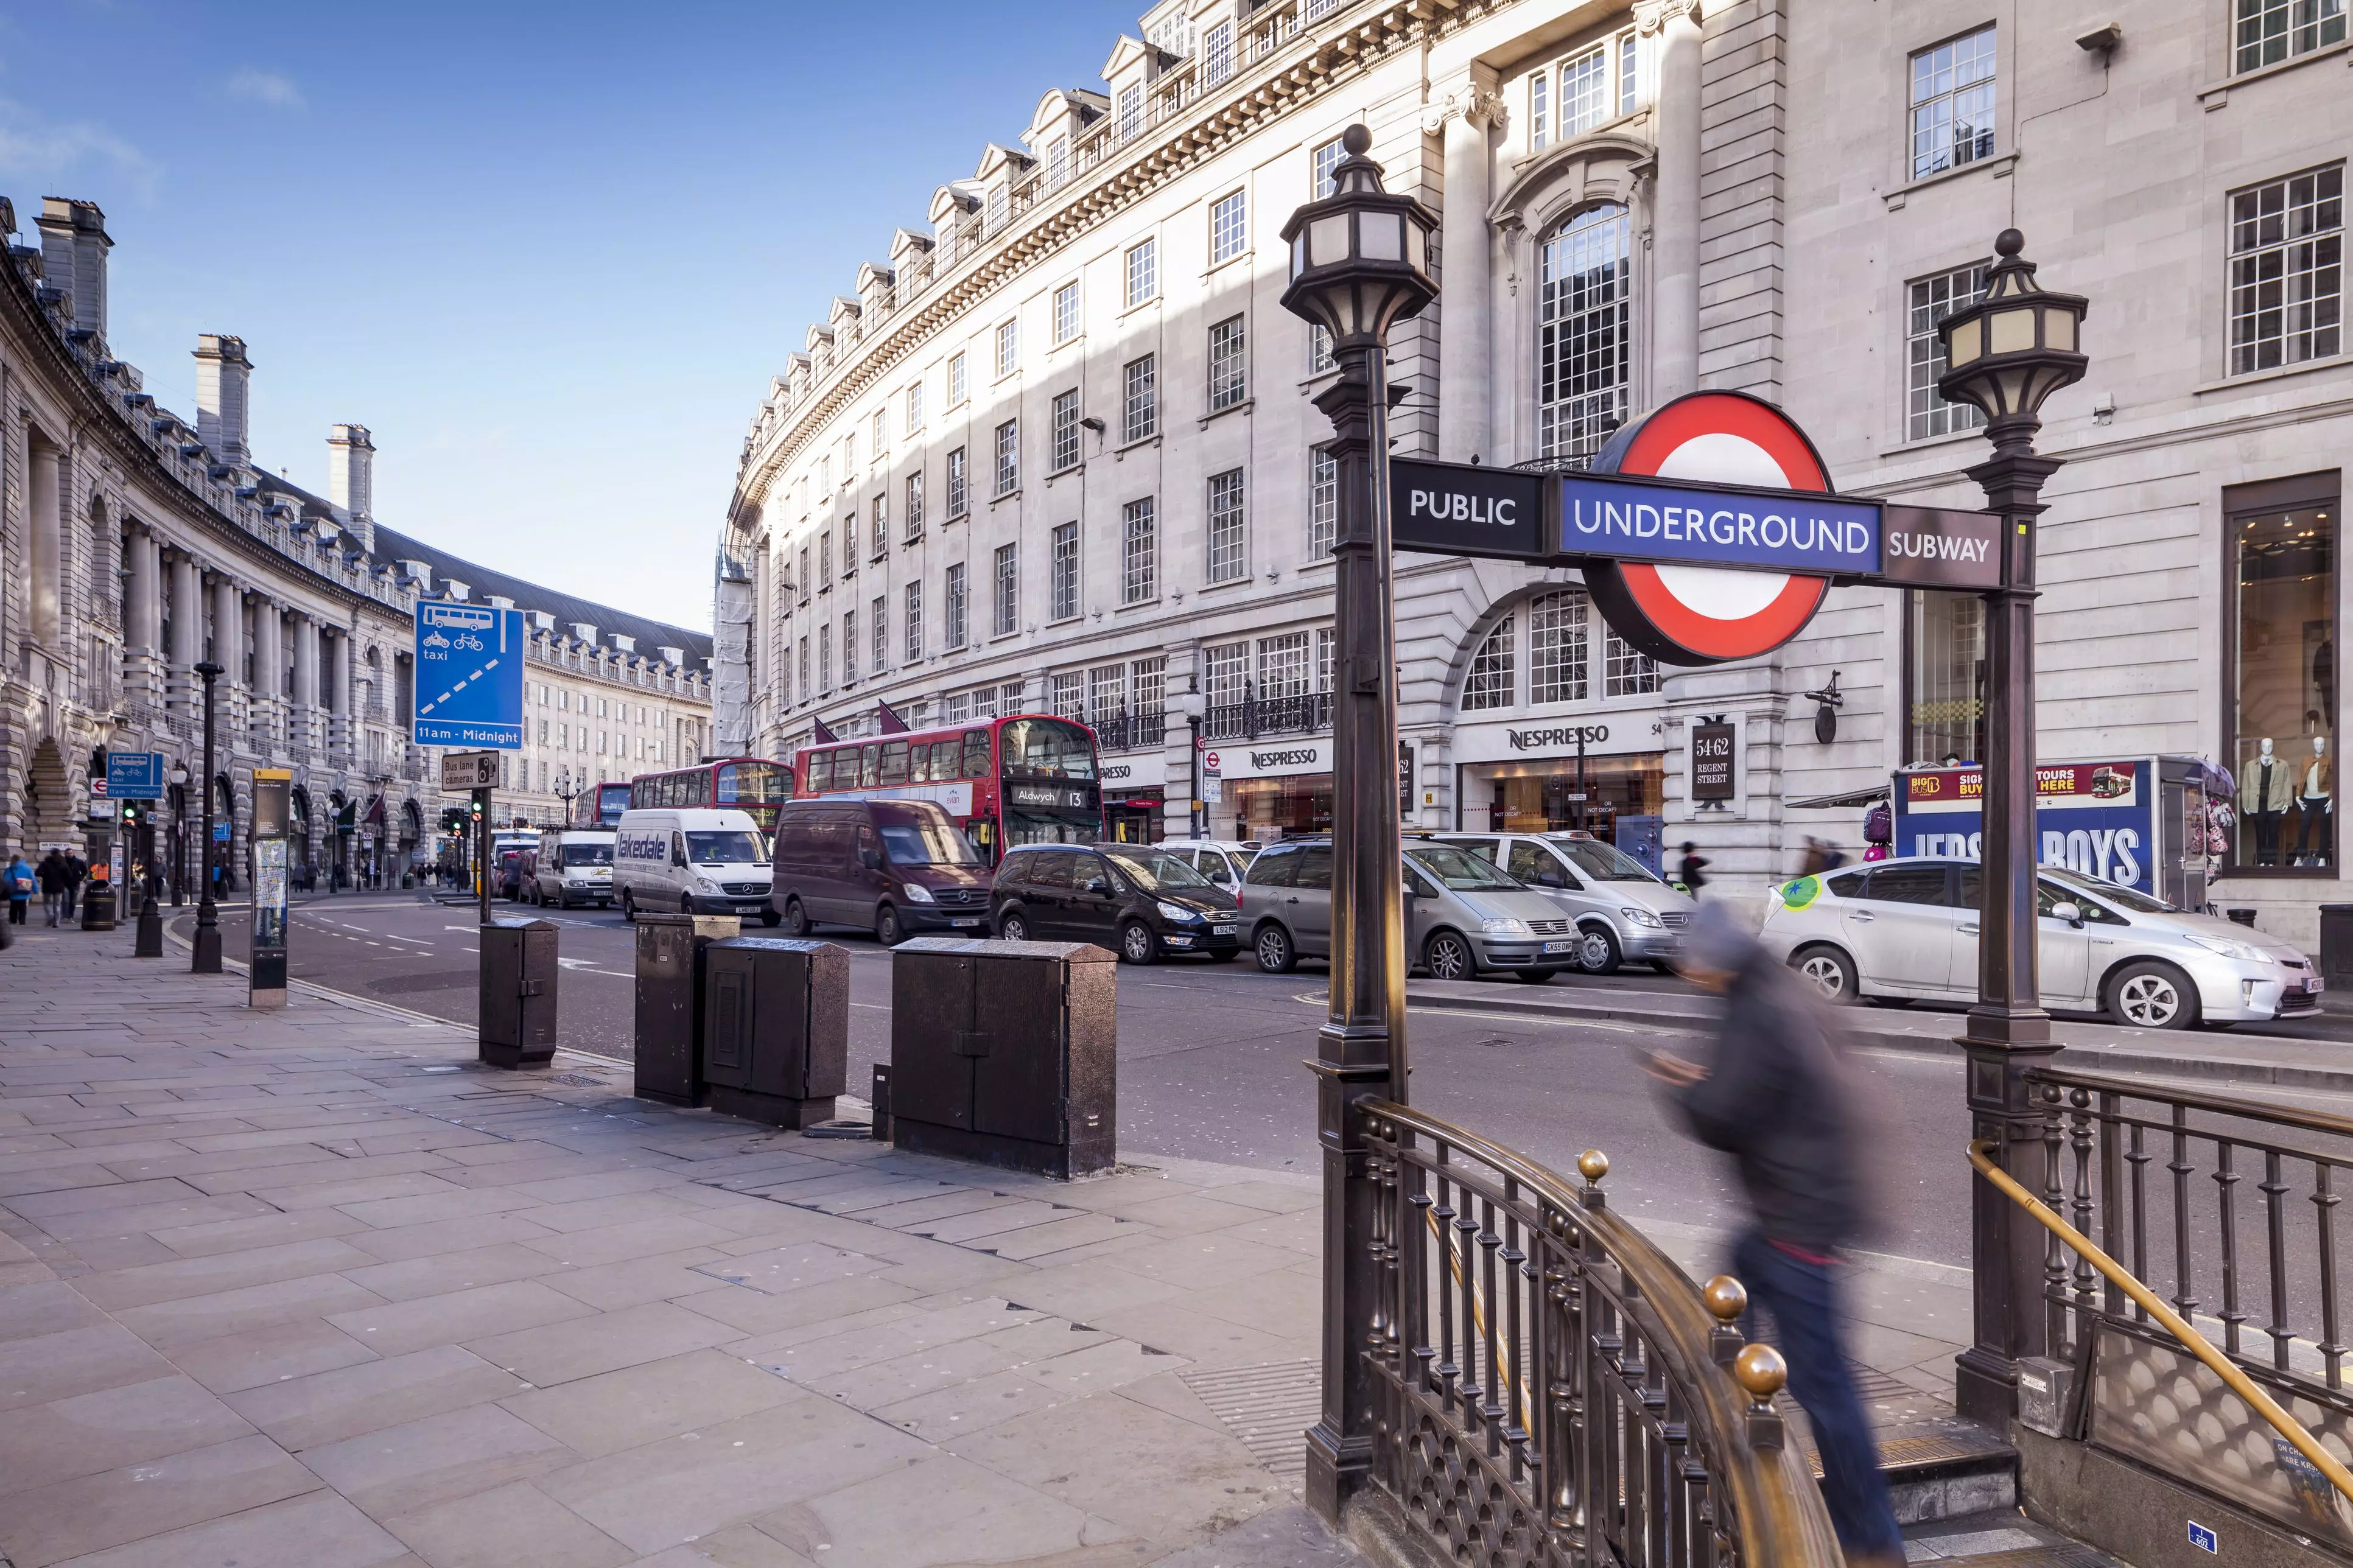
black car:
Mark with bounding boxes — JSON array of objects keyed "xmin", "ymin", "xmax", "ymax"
[{"xmin": 991, "ymin": 844, "xmax": 1242, "ymax": 963}]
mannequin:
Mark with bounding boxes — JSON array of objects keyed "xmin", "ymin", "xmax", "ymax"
[
  {"xmin": 2240, "ymin": 738, "xmax": 2294, "ymax": 865},
  {"xmin": 2296, "ymin": 735, "xmax": 2333, "ymax": 865}
]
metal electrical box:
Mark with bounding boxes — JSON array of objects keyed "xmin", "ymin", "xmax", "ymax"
[
  {"xmin": 479, "ymin": 917, "xmax": 559, "ymax": 1068},
  {"xmin": 889, "ymin": 938, "xmax": 1116, "ymax": 1179},
  {"xmin": 633, "ymin": 913, "xmax": 740, "ymax": 1106},
  {"xmin": 701, "ymin": 937, "xmax": 850, "ymax": 1129}
]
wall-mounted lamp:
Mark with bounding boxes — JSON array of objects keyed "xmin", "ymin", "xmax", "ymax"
[{"xmin": 1803, "ymin": 673, "xmax": 1845, "ymax": 744}]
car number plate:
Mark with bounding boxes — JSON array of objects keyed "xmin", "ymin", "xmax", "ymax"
[
  {"xmin": 952, "ymin": 918, "xmax": 980, "ymax": 928},
  {"xmin": 1213, "ymin": 924, "xmax": 1237, "ymax": 936},
  {"xmin": 2308, "ymin": 977, "xmax": 2326, "ymax": 994},
  {"xmin": 1542, "ymin": 939, "xmax": 1577, "ymax": 954}
]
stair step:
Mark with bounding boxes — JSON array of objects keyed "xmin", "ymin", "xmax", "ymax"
[{"xmin": 1904, "ymin": 1509, "xmax": 2128, "ymax": 1567}]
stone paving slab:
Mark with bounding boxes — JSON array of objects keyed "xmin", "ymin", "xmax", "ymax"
[{"xmin": 0, "ymin": 923, "xmax": 1353, "ymax": 1567}]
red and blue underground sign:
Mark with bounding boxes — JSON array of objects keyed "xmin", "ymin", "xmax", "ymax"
[{"xmin": 1390, "ymin": 391, "xmax": 2000, "ymax": 666}]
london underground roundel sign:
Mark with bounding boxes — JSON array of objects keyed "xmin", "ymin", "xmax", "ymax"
[{"xmin": 1582, "ymin": 391, "xmax": 1838, "ymax": 667}]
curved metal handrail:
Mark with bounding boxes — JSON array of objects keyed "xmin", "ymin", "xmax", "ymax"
[
  {"xmin": 1968, "ymin": 1138, "xmax": 2353, "ymax": 1502},
  {"xmin": 1367, "ymin": 1099, "xmax": 1844, "ymax": 1565}
]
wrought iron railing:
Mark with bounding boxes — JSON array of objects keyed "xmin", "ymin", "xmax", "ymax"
[
  {"xmin": 1204, "ymin": 690, "xmax": 1332, "ymax": 742},
  {"xmin": 1090, "ymin": 708, "xmax": 1166, "ymax": 754},
  {"xmin": 1354, "ymin": 1101, "xmax": 1840, "ymax": 1566},
  {"xmin": 2019, "ymin": 1068, "xmax": 2353, "ymax": 1404}
]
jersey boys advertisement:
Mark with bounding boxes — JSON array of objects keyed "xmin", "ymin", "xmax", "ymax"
[{"xmin": 1893, "ymin": 760, "xmax": 2158, "ymax": 894}]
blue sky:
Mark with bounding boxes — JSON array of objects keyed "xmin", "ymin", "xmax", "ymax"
[{"xmin": 1, "ymin": 1, "xmax": 1140, "ymax": 632}]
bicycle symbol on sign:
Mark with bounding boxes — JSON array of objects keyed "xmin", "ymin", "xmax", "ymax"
[{"xmin": 451, "ymin": 633, "xmax": 485, "ymax": 651}]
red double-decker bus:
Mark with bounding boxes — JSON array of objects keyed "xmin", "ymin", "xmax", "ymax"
[
  {"xmin": 626, "ymin": 758, "xmax": 794, "ymax": 833},
  {"xmin": 568, "ymin": 782, "xmax": 634, "ymax": 831},
  {"xmin": 791, "ymin": 714, "xmax": 1101, "ymax": 862}
]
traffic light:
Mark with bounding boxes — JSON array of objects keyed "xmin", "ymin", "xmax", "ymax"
[
  {"xmin": 121, "ymin": 801, "xmax": 145, "ymax": 828},
  {"xmin": 468, "ymin": 796, "xmax": 484, "ymax": 825},
  {"xmin": 441, "ymin": 807, "xmax": 466, "ymax": 835}
]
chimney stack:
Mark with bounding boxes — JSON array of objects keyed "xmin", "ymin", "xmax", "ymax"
[
  {"xmin": 193, "ymin": 335, "xmax": 253, "ymax": 468},
  {"xmin": 34, "ymin": 198, "xmax": 110, "ymax": 338},
  {"xmin": 328, "ymin": 424, "xmax": 375, "ymax": 556}
]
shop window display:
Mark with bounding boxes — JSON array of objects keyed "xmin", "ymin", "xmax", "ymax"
[
  {"xmin": 1460, "ymin": 753, "xmax": 1663, "ymax": 836},
  {"xmin": 1907, "ymin": 590, "xmax": 1986, "ymax": 766},
  {"xmin": 2231, "ymin": 492, "xmax": 2336, "ymax": 870}
]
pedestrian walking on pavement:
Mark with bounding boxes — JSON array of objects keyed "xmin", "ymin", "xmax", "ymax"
[
  {"xmin": 1676, "ymin": 841, "xmax": 1710, "ymax": 898},
  {"xmin": 61, "ymin": 851, "xmax": 86, "ymax": 920},
  {"xmin": 4, "ymin": 852, "xmax": 33, "ymax": 925},
  {"xmin": 1644, "ymin": 903, "xmax": 1905, "ymax": 1566},
  {"xmin": 37, "ymin": 850, "xmax": 69, "ymax": 927}
]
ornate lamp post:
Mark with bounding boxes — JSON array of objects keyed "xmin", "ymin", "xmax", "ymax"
[
  {"xmin": 1280, "ymin": 124, "xmax": 1437, "ymax": 1522},
  {"xmin": 192, "ymin": 662, "xmax": 225, "ymax": 975},
  {"xmin": 1934, "ymin": 229, "xmax": 2088, "ymax": 1423}
]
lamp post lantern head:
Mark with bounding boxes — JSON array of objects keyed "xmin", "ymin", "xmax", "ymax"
[
  {"xmin": 194, "ymin": 660, "xmax": 223, "ymax": 682},
  {"xmin": 1935, "ymin": 229, "xmax": 2089, "ymax": 441},
  {"xmin": 1279, "ymin": 124, "xmax": 1439, "ymax": 352}
]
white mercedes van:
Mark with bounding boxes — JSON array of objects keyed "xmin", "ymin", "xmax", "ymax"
[{"xmin": 614, "ymin": 808, "xmax": 778, "ymax": 924}]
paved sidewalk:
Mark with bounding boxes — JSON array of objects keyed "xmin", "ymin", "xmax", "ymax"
[{"xmin": 0, "ymin": 925, "xmax": 1359, "ymax": 1568}]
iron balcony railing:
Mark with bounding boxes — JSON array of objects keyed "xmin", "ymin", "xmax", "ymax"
[
  {"xmin": 1355, "ymin": 1102, "xmax": 1841, "ymax": 1566},
  {"xmin": 1203, "ymin": 689, "xmax": 1332, "ymax": 743},
  {"xmin": 1089, "ymin": 707, "xmax": 1166, "ymax": 754}
]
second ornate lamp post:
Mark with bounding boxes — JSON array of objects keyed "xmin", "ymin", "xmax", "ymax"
[
  {"xmin": 1280, "ymin": 124, "xmax": 1438, "ymax": 1522},
  {"xmin": 192, "ymin": 661, "xmax": 225, "ymax": 975},
  {"xmin": 1934, "ymin": 229, "xmax": 2089, "ymax": 1423}
]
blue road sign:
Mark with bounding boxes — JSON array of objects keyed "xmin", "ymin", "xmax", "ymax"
[
  {"xmin": 105, "ymin": 752, "xmax": 166, "ymax": 800},
  {"xmin": 412, "ymin": 602, "xmax": 526, "ymax": 749}
]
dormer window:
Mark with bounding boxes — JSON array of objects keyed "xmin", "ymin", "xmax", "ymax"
[
  {"xmin": 1204, "ymin": 22, "xmax": 1233, "ymax": 86},
  {"xmin": 987, "ymin": 185, "xmax": 1008, "ymax": 234},
  {"xmin": 1048, "ymin": 137, "xmax": 1069, "ymax": 188},
  {"xmin": 1118, "ymin": 83, "xmax": 1143, "ymax": 141}
]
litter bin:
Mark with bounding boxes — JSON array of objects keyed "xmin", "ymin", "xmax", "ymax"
[
  {"xmin": 633, "ymin": 913, "xmax": 740, "ymax": 1105},
  {"xmin": 701, "ymin": 937, "xmax": 849, "ymax": 1129},
  {"xmin": 2321, "ymin": 905, "xmax": 2353, "ymax": 996},
  {"xmin": 889, "ymin": 937, "xmax": 1115, "ymax": 1179},
  {"xmin": 479, "ymin": 917, "xmax": 559, "ymax": 1068},
  {"xmin": 80, "ymin": 885, "xmax": 117, "ymax": 932}
]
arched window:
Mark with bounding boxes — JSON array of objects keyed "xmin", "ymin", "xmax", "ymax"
[
  {"xmin": 1464, "ymin": 615, "xmax": 1517, "ymax": 711},
  {"xmin": 1538, "ymin": 203, "xmax": 1632, "ymax": 464}
]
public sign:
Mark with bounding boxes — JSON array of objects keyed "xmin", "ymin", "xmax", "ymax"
[
  {"xmin": 412, "ymin": 601, "xmax": 526, "ymax": 749},
  {"xmin": 90, "ymin": 774, "xmax": 108, "ymax": 799},
  {"xmin": 212, "ymin": 822, "xmax": 231, "ymax": 843},
  {"xmin": 1692, "ymin": 723, "xmax": 1737, "ymax": 801},
  {"xmin": 440, "ymin": 751, "xmax": 502, "ymax": 791},
  {"xmin": 105, "ymin": 752, "xmax": 166, "ymax": 801},
  {"xmin": 1392, "ymin": 394, "xmax": 1999, "ymax": 666},
  {"xmin": 1893, "ymin": 759, "xmax": 2158, "ymax": 895},
  {"xmin": 1390, "ymin": 461, "xmax": 1549, "ymax": 559}
]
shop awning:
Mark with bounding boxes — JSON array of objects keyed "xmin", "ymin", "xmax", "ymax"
[{"xmin": 1785, "ymin": 783, "xmax": 1891, "ymax": 810}]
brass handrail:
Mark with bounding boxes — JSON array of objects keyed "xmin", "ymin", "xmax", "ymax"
[
  {"xmin": 1967, "ymin": 1138, "xmax": 2353, "ymax": 1501},
  {"xmin": 1368, "ymin": 1099, "xmax": 1843, "ymax": 1565}
]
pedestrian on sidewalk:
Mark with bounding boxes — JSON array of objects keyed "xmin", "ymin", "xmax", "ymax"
[
  {"xmin": 4, "ymin": 852, "xmax": 32, "ymax": 925},
  {"xmin": 1676, "ymin": 841, "xmax": 1710, "ymax": 898},
  {"xmin": 37, "ymin": 850, "xmax": 69, "ymax": 926},
  {"xmin": 61, "ymin": 850, "xmax": 86, "ymax": 920},
  {"xmin": 1644, "ymin": 903, "xmax": 1905, "ymax": 1566}
]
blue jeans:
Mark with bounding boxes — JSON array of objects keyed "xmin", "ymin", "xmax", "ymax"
[{"xmin": 1732, "ymin": 1229, "xmax": 1905, "ymax": 1559}]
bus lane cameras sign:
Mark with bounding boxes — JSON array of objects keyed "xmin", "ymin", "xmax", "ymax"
[{"xmin": 412, "ymin": 601, "xmax": 526, "ymax": 749}]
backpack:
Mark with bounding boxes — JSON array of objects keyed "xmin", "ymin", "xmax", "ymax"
[{"xmin": 1862, "ymin": 801, "xmax": 1893, "ymax": 844}]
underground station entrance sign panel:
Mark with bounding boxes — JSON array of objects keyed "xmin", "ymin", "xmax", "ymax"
[{"xmin": 1389, "ymin": 391, "xmax": 2000, "ymax": 666}]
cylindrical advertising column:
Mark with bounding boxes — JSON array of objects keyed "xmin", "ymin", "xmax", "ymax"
[{"xmin": 250, "ymin": 769, "xmax": 292, "ymax": 1008}]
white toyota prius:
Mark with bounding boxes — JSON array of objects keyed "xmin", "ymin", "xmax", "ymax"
[{"xmin": 1758, "ymin": 856, "xmax": 2320, "ymax": 1029}]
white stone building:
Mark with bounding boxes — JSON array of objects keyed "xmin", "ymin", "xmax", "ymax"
[
  {"xmin": 720, "ymin": 0, "xmax": 2352, "ymax": 941},
  {"xmin": 1, "ymin": 196, "xmax": 712, "ymax": 886}
]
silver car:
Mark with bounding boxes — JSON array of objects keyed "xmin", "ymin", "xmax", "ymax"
[
  {"xmin": 1437, "ymin": 830, "xmax": 1694, "ymax": 974},
  {"xmin": 1162, "ymin": 839, "xmax": 1263, "ymax": 894},
  {"xmin": 1240, "ymin": 837, "xmax": 1579, "ymax": 981},
  {"xmin": 1758, "ymin": 856, "xmax": 2321, "ymax": 1029}
]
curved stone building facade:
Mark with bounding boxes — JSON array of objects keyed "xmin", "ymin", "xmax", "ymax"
[
  {"xmin": 722, "ymin": 0, "xmax": 2351, "ymax": 935},
  {"xmin": 2, "ymin": 196, "xmax": 712, "ymax": 888}
]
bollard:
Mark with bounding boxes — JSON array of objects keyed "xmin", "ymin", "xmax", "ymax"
[
  {"xmin": 889, "ymin": 938, "xmax": 1116, "ymax": 1179},
  {"xmin": 871, "ymin": 1063, "xmax": 892, "ymax": 1142},
  {"xmin": 701, "ymin": 937, "xmax": 849, "ymax": 1129},
  {"xmin": 479, "ymin": 917, "xmax": 559, "ymax": 1068},
  {"xmin": 633, "ymin": 913, "xmax": 740, "ymax": 1106}
]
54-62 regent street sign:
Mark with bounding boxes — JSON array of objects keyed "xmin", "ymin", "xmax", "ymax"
[{"xmin": 1389, "ymin": 391, "xmax": 2002, "ymax": 666}]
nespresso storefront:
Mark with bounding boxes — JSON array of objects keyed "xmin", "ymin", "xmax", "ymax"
[
  {"xmin": 1212, "ymin": 738, "xmax": 1334, "ymax": 840},
  {"xmin": 1454, "ymin": 720, "xmax": 1664, "ymax": 836},
  {"xmin": 1101, "ymin": 752, "xmax": 1167, "ymax": 842}
]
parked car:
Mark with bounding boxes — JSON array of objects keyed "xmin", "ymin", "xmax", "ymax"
[
  {"xmin": 1758, "ymin": 856, "xmax": 2321, "ymax": 1029},
  {"xmin": 1160, "ymin": 839, "xmax": 1263, "ymax": 894},
  {"xmin": 771, "ymin": 797, "xmax": 992, "ymax": 944},
  {"xmin": 1240, "ymin": 836, "xmax": 1576, "ymax": 981},
  {"xmin": 614, "ymin": 807, "xmax": 778, "ymax": 923},
  {"xmin": 990, "ymin": 843, "xmax": 1241, "ymax": 963},
  {"xmin": 1436, "ymin": 830, "xmax": 1694, "ymax": 974},
  {"xmin": 528, "ymin": 828, "xmax": 615, "ymax": 909}
]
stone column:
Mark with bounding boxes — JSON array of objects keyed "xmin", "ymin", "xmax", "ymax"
[
  {"xmin": 1643, "ymin": 0, "xmax": 1703, "ymax": 402},
  {"xmin": 124, "ymin": 530, "xmax": 160, "ymax": 709},
  {"xmin": 212, "ymin": 575, "xmax": 247, "ymax": 741},
  {"xmin": 1436, "ymin": 85, "xmax": 1498, "ymax": 463},
  {"xmin": 252, "ymin": 600, "xmax": 283, "ymax": 751},
  {"xmin": 29, "ymin": 439, "xmax": 63, "ymax": 648},
  {"xmin": 293, "ymin": 614, "xmax": 321, "ymax": 756},
  {"xmin": 329, "ymin": 629, "xmax": 353, "ymax": 765},
  {"xmin": 169, "ymin": 553, "xmax": 202, "ymax": 727}
]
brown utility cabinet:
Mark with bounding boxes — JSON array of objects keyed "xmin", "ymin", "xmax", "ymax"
[
  {"xmin": 889, "ymin": 937, "xmax": 1115, "ymax": 1179},
  {"xmin": 633, "ymin": 913, "xmax": 741, "ymax": 1105},
  {"xmin": 479, "ymin": 917, "xmax": 559, "ymax": 1068},
  {"xmin": 702, "ymin": 936, "xmax": 849, "ymax": 1129}
]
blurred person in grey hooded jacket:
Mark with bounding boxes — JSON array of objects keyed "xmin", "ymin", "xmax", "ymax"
[{"xmin": 1646, "ymin": 901, "xmax": 1904, "ymax": 1566}]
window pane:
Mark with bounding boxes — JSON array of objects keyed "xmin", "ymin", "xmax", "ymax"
[
  {"xmin": 1126, "ymin": 239, "xmax": 1158, "ymax": 307},
  {"xmin": 1051, "ymin": 390, "xmax": 1081, "ymax": 472},
  {"xmin": 1907, "ymin": 590, "xmax": 1985, "ymax": 766},
  {"xmin": 2229, "ymin": 166, "xmax": 2343, "ymax": 376},
  {"xmin": 1464, "ymin": 617, "xmax": 1515, "ymax": 710},
  {"xmin": 1051, "ymin": 522, "xmax": 1079, "ymax": 620},
  {"xmin": 1210, "ymin": 191, "xmax": 1247, "ymax": 264},
  {"xmin": 1207, "ymin": 469, "xmax": 1247, "ymax": 583},
  {"xmin": 1123, "ymin": 497, "xmax": 1157, "ymax": 603},
  {"xmin": 1053, "ymin": 282, "xmax": 1079, "ymax": 344},
  {"xmin": 1909, "ymin": 25, "xmax": 1997, "ymax": 180},
  {"xmin": 1208, "ymin": 316, "xmax": 1247, "ymax": 410},
  {"xmin": 1308, "ymin": 447, "xmax": 1338, "ymax": 556},
  {"xmin": 2232, "ymin": 500, "xmax": 2337, "ymax": 870},
  {"xmin": 993, "ymin": 543, "xmax": 1019, "ymax": 636},
  {"xmin": 1538, "ymin": 204, "xmax": 1632, "ymax": 464},
  {"xmin": 1604, "ymin": 624, "xmax": 1658, "ymax": 696},
  {"xmin": 1906, "ymin": 263, "xmax": 1988, "ymax": 441},
  {"xmin": 1529, "ymin": 590, "xmax": 1590, "ymax": 704}
]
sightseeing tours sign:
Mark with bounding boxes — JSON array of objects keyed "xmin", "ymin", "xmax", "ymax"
[{"xmin": 1389, "ymin": 390, "xmax": 2001, "ymax": 666}]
